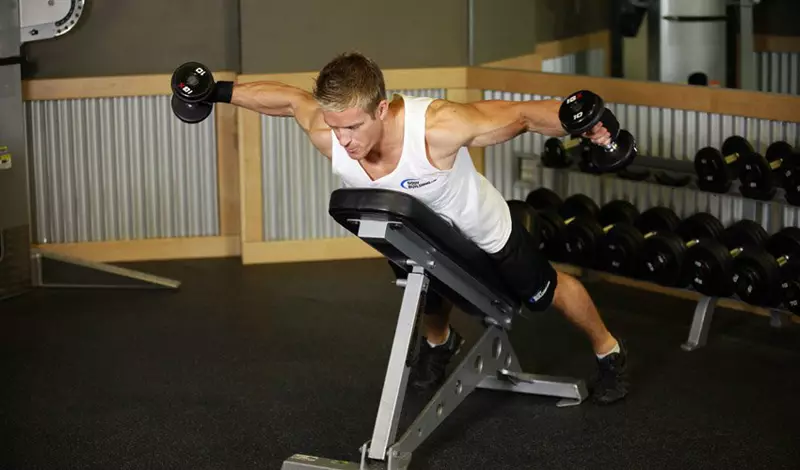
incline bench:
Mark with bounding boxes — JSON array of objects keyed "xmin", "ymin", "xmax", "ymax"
[{"xmin": 281, "ymin": 188, "xmax": 588, "ymax": 470}]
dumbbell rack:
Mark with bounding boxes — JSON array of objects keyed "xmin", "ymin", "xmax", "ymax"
[{"xmin": 513, "ymin": 152, "xmax": 799, "ymax": 352}]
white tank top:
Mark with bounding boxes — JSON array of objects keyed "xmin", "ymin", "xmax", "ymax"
[{"xmin": 330, "ymin": 94, "xmax": 512, "ymax": 254}]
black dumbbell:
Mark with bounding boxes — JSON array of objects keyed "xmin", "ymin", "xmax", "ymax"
[
  {"xmin": 506, "ymin": 200, "xmax": 543, "ymax": 250},
  {"xmin": 638, "ymin": 212, "xmax": 725, "ymax": 286},
  {"xmin": 596, "ymin": 206, "xmax": 682, "ymax": 277},
  {"xmin": 541, "ymin": 137, "xmax": 584, "ymax": 168},
  {"xmin": 783, "ymin": 271, "xmax": 800, "ymax": 315},
  {"xmin": 732, "ymin": 227, "xmax": 800, "ymax": 307},
  {"xmin": 170, "ymin": 62, "xmax": 234, "ymax": 124},
  {"xmin": 684, "ymin": 220, "xmax": 769, "ymax": 297},
  {"xmin": 560, "ymin": 200, "xmax": 640, "ymax": 268},
  {"xmin": 525, "ymin": 188, "xmax": 600, "ymax": 261},
  {"xmin": 694, "ymin": 135, "xmax": 754, "ymax": 193},
  {"xmin": 738, "ymin": 141, "xmax": 793, "ymax": 200},
  {"xmin": 559, "ymin": 90, "xmax": 637, "ymax": 172},
  {"xmin": 780, "ymin": 150, "xmax": 800, "ymax": 206}
]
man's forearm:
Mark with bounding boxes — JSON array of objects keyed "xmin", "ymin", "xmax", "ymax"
[
  {"xmin": 520, "ymin": 99, "xmax": 567, "ymax": 137},
  {"xmin": 230, "ymin": 81, "xmax": 308, "ymax": 117}
]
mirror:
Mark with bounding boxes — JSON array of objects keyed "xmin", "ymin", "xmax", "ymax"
[{"xmin": 472, "ymin": 0, "xmax": 799, "ymax": 95}]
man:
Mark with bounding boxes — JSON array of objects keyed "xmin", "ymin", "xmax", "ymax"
[{"xmin": 197, "ymin": 52, "xmax": 628, "ymax": 404}]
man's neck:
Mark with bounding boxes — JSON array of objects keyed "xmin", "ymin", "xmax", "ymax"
[{"xmin": 365, "ymin": 99, "xmax": 405, "ymax": 165}]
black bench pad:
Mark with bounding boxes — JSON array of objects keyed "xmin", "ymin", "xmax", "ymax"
[{"xmin": 329, "ymin": 188, "xmax": 521, "ymax": 316}]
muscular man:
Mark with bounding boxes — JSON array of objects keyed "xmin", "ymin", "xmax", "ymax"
[{"xmin": 193, "ymin": 52, "xmax": 628, "ymax": 404}]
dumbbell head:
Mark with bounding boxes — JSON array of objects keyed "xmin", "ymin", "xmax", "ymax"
[
  {"xmin": 733, "ymin": 227, "xmax": 800, "ymax": 307},
  {"xmin": 525, "ymin": 188, "xmax": 563, "ymax": 212},
  {"xmin": 172, "ymin": 62, "xmax": 216, "ymax": 102},
  {"xmin": 562, "ymin": 200, "xmax": 639, "ymax": 268},
  {"xmin": 685, "ymin": 220, "xmax": 768, "ymax": 297},
  {"xmin": 523, "ymin": 188, "xmax": 566, "ymax": 260},
  {"xmin": 171, "ymin": 95, "xmax": 214, "ymax": 124},
  {"xmin": 638, "ymin": 212, "xmax": 723, "ymax": 286},
  {"xmin": 541, "ymin": 137, "xmax": 580, "ymax": 169},
  {"xmin": 507, "ymin": 200, "xmax": 543, "ymax": 251},
  {"xmin": 784, "ymin": 279, "xmax": 800, "ymax": 315},
  {"xmin": 739, "ymin": 150, "xmax": 784, "ymax": 201},
  {"xmin": 559, "ymin": 91, "xmax": 615, "ymax": 137},
  {"xmin": 635, "ymin": 207, "xmax": 681, "ymax": 235},
  {"xmin": 596, "ymin": 205, "xmax": 680, "ymax": 276},
  {"xmin": 695, "ymin": 135, "xmax": 753, "ymax": 193},
  {"xmin": 781, "ymin": 152, "xmax": 800, "ymax": 206}
]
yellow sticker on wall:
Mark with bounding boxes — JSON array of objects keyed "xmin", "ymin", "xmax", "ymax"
[{"xmin": 0, "ymin": 146, "xmax": 10, "ymax": 170}]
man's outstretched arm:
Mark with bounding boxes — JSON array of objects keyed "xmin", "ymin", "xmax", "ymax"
[
  {"xmin": 426, "ymin": 98, "xmax": 610, "ymax": 160},
  {"xmin": 229, "ymin": 81, "xmax": 332, "ymax": 158}
]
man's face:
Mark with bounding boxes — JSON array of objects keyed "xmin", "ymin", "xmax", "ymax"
[{"xmin": 323, "ymin": 101, "xmax": 388, "ymax": 160}]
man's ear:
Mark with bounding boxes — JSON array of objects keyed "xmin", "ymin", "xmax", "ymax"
[{"xmin": 375, "ymin": 100, "xmax": 389, "ymax": 120}]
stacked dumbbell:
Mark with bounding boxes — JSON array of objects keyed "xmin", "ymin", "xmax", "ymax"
[
  {"xmin": 694, "ymin": 136, "xmax": 754, "ymax": 194},
  {"xmin": 506, "ymin": 199, "xmax": 543, "ymax": 250},
  {"xmin": 738, "ymin": 140, "xmax": 793, "ymax": 201},
  {"xmin": 637, "ymin": 212, "xmax": 726, "ymax": 287},
  {"xmin": 558, "ymin": 200, "xmax": 640, "ymax": 268},
  {"xmin": 524, "ymin": 188, "xmax": 600, "ymax": 262},
  {"xmin": 684, "ymin": 220, "xmax": 769, "ymax": 297},
  {"xmin": 731, "ymin": 227, "xmax": 800, "ymax": 311},
  {"xmin": 595, "ymin": 206, "xmax": 682, "ymax": 277},
  {"xmin": 779, "ymin": 144, "xmax": 800, "ymax": 206}
]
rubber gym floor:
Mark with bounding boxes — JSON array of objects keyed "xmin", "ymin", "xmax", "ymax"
[{"xmin": 1, "ymin": 257, "xmax": 798, "ymax": 470}]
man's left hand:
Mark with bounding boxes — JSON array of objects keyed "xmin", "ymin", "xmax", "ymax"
[{"xmin": 583, "ymin": 122, "xmax": 612, "ymax": 147}]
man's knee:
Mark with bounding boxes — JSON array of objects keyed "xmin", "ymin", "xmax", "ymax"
[{"xmin": 523, "ymin": 261, "xmax": 558, "ymax": 312}]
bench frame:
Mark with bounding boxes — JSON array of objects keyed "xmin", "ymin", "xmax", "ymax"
[{"xmin": 281, "ymin": 206, "xmax": 588, "ymax": 470}]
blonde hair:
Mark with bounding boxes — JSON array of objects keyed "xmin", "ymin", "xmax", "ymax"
[{"xmin": 313, "ymin": 52, "xmax": 387, "ymax": 115}]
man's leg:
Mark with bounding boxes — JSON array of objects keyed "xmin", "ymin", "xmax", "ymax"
[
  {"xmin": 550, "ymin": 271, "xmax": 618, "ymax": 356},
  {"xmin": 387, "ymin": 261, "xmax": 463, "ymax": 390},
  {"xmin": 492, "ymin": 217, "xmax": 629, "ymax": 405}
]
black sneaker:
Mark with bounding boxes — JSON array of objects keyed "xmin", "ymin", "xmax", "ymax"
[
  {"xmin": 409, "ymin": 327, "xmax": 464, "ymax": 391},
  {"xmin": 591, "ymin": 340, "xmax": 629, "ymax": 405}
]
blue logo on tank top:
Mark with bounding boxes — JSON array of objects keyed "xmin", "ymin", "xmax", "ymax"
[{"xmin": 400, "ymin": 178, "xmax": 438, "ymax": 190}]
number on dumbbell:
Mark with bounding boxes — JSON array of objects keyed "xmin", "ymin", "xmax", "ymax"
[{"xmin": 195, "ymin": 67, "xmax": 206, "ymax": 76}]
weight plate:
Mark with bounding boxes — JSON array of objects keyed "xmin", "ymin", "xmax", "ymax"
[
  {"xmin": 559, "ymin": 90, "xmax": 605, "ymax": 136},
  {"xmin": 782, "ymin": 160, "xmax": 800, "ymax": 206},
  {"xmin": 541, "ymin": 138, "xmax": 571, "ymax": 168},
  {"xmin": 525, "ymin": 188, "xmax": 563, "ymax": 212},
  {"xmin": 694, "ymin": 147, "xmax": 728, "ymax": 190},
  {"xmin": 766, "ymin": 141, "xmax": 794, "ymax": 161},
  {"xmin": 599, "ymin": 200, "xmax": 640, "ymax": 227},
  {"xmin": 592, "ymin": 129, "xmax": 636, "ymax": 172},
  {"xmin": 507, "ymin": 200, "xmax": 542, "ymax": 250},
  {"xmin": 597, "ymin": 223, "xmax": 645, "ymax": 276},
  {"xmin": 685, "ymin": 239, "xmax": 736, "ymax": 297},
  {"xmin": 719, "ymin": 220, "xmax": 768, "ymax": 251},
  {"xmin": 676, "ymin": 212, "xmax": 724, "ymax": 243},
  {"xmin": 720, "ymin": 135, "xmax": 753, "ymax": 175},
  {"xmin": 559, "ymin": 194, "xmax": 600, "ymax": 221},
  {"xmin": 765, "ymin": 226, "xmax": 800, "ymax": 261},
  {"xmin": 640, "ymin": 231, "xmax": 688, "ymax": 286},
  {"xmin": 563, "ymin": 217, "xmax": 604, "ymax": 268},
  {"xmin": 635, "ymin": 207, "xmax": 681, "ymax": 235},
  {"xmin": 732, "ymin": 248, "xmax": 782, "ymax": 307},
  {"xmin": 739, "ymin": 153, "xmax": 778, "ymax": 200},
  {"xmin": 171, "ymin": 95, "xmax": 213, "ymax": 124},
  {"xmin": 784, "ymin": 280, "xmax": 800, "ymax": 315},
  {"xmin": 171, "ymin": 62, "xmax": 215, "ymax": 102},
  {"xmin": 536, "ymin": 209, "xmax": 566, "ymax": 260}
]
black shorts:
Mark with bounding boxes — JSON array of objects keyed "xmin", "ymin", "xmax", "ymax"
[{"xmin": 389, "ymin": 216, "xmax": 557, "ymax": 314}]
